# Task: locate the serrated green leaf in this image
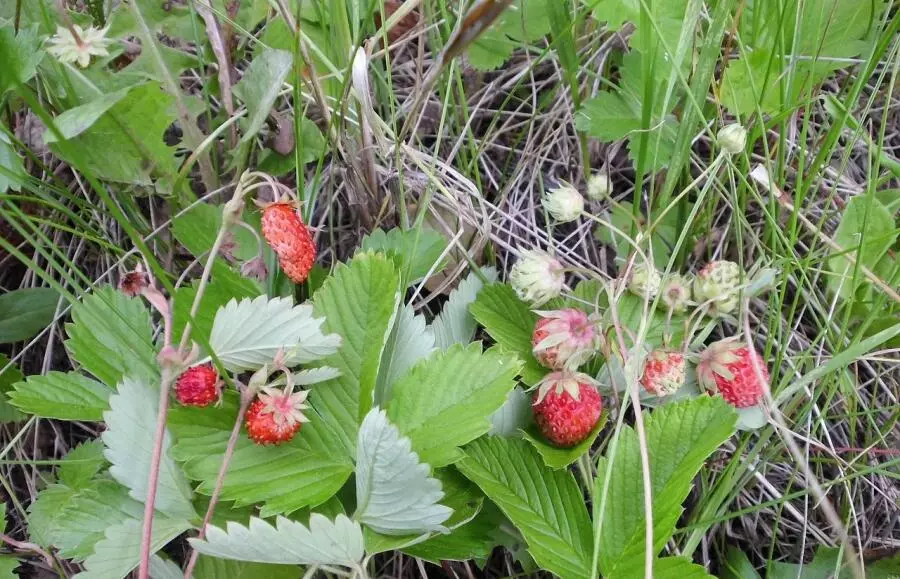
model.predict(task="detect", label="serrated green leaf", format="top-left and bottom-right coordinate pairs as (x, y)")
top-left (65, 287), bottom-right (158, 387)
top-left (310, 253), bottom-right (401, 456)
top-left (457, 436), bottom-right (593, 578)
top-left (43, 88), bottom-right (132, 142)
top-left (523, 410), bottom-right (608, 469)
top-left (190, 514), bottom-right (364, 567)
top-left (10, 371), bottom-right (112, 420)
top-left (193, 557), bottom-right (300, 579)
top-left (467, 0), bottom-right (552, 70)
top-left (403, 500), bottom-right (504, 564)
top-left (489, 385), bottom-right (533, 437)
top-left (375, 304), bottom-right (435, 404)
top-left (57, 440), bottom-right (108, 490)
top-left (234, 49), bottom-right (292, 144)
top-left (596, 397), bottom-right (736, 576)
top-left (171, 201), bottom-right (260, 265)
top-left (149, 555), bottom-right (183, 579)
top-left (0, 287), bottom-right (60, 344)
top-left (169, 393), bottom-right (352, 517)
top-left (575, 92), bottom-right (642, 140)
top-left (74, 516), bottom-right (191, 579)
top-left (641, 557), bottom-right (715, 579)
top-left (0, 354), bottom-right (24, 422)
top-left (172, 265), bottom-right (262, 347)
top-left (0, 23), bottom-right (42, 94)
top-left (355, 408), bottom-right (452, 535)
top-left (432, 267), bottom-right (498, 350)
top-left (102, 376), bottom-right (196, 520)
top-left (360, 227), bottom-right (448, 286)
top-left (208, 296), bottom-right (341, 372)
top-left (470, 283), bottom-right (544, 385)
top-left (827, 194), bottom-right (897, 298)
top-left (604, 293), bottom-right (685, 349)
top-left (387, 343), bottom-right (521, 467)
top-left (582, 0), bottom-right (636, 29)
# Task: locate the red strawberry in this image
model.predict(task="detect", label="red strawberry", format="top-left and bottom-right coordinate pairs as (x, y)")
top-left (697, 338), bottom-right (769, 408)
top-left (532, 371), bottom-right (602, 447)
top-left (260, 202), bottom-right (316, 283)
top-left (531, 309), bottom-right (597, 370)
top-left (245, 386), bottom-right (310, 445)
top-left (174, 364), bottom-right (220, 407)
top-left (640, 349), bottom-right (686, 397)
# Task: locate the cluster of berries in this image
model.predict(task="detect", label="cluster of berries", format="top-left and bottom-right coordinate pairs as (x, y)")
top-left (174, 365), bottom-right (309, 445)
top-left (628, 260), bottom-right (745, 316)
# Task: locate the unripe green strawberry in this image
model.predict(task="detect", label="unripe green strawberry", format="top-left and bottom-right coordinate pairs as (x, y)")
top-left (245, 386), bottom-right (310, 445)
top-left (693, 260), bottom-right (741, 315)
top-left (532, 371), bottom-right (602, 447)
top-left (627, 263), bottom-right (661, 300)
top-left (639, 350), bottom-right (686, 397)
top-left (660, 273), bottom-right (692, 313)
top-left (260, 202), bottom-right (316, 283)
top-left (697, 338), bottom-right (769, 408)
top-left (531, 309), bottom-right (597, 370)
top-left (174, 364), bottom-right (220, 407)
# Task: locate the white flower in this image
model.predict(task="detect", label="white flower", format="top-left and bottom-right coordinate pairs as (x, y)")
top-left (510, 249), bottom-right (565, 306)
top-left (542, 181), bottom-right (584, 223)
top-left (46, 25), bottom-right (112, 68)
top-left (717, 124), bottom-right (746, 155)
top-left (586, 173), bottom-right (612, 200)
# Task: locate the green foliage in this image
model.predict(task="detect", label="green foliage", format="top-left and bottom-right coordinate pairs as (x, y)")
top-left (76, 516), bottom-right (191, 579)
top-left (102, 376), bottom-right (195, 520)
top-left (720, 546), bottom-right (761, 579)
top-left (387, 343), bottom-right (521, 467)
top-left (595, 397), bottom-right (736, 576)
top-left (827, 194), bottom-right (898, 299)
top-left (57, 440), bottom-right (108, 489)
top-left (374, 304), bottom-right (435, 404)
top-left (0, 131), bottom-right (26, 193)
top-left (172, 266), bottom-right (262, 347)
top-left (360, 228), bottom-right (448, 286)
top-left (193, 557), bottom-right (300, 579)
top-left (0, 286), bottom-right (60, 344)
top-left (234, 49), bottom-right (293, 145)
top-left (10, 371), bottom-right (112, 420)
top-left (432, 267), bottom-right (498, 350)
top-left (0, 354), bottom-right (24, 422)
top-left (0, 24), bottom-right (42, 94)
top-left (309, 252), bottom-right (401, 456)
top-left (169, 392), bottom-right (352, 517)
top-left (721, 0), bottom-right (884, 115)
top-left (458, 436), bottom-right (593, 578)
top-left (489, 386), bottom-right (533, 437)
top-left (470, 283), bottom-right (545, 385)
top-left (467, 0), bottom-right (552, 71)
top-left (402, 500), bottom-right (504, 563)
top-left (770, 547), bottom-right (900, 578)
top-left (64, 287), bottom-right (158, 386)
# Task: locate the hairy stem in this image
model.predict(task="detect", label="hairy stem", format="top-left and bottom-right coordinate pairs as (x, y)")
top-left (183, 388), bottom-right (254, 578)
top-left (0, 533), bottom-right (54, 568)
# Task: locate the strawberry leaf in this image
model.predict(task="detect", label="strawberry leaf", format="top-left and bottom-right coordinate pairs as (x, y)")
top-left (0, 286), bottom-right (59, 344)
top-left (102, 376), bottom-right (196, 520)
top-left (189, 514), bottom-right (364, 568)
top-left (233, 48), bottom-right (293, 145)
top-left (360, 228), bottom-right (448, 286)
top-left (375, 304), bottom-right (435, 405)
top-left (65, 287), bottom-right (158, 387)
top-left (470, 283), bottom-right (545, 385)
top-left (595, 396), bottom-right (736, 576)
top-left (387, 343), bottom-right (522, 467)
top-left (207, 295), bottom-right (341, 372)
top-left (9, 371), bottom-right (112, 421)
top-left (467, 0), bottom-right (552, 71)
top-left (456, 436), bottom-right (594, 578)
top-left (355, 408), bottom-right (452, 535)
top-left (488, 385), bottom-right (533, 437)
top-left (310, 252), bottom-right (402, 456)
top-left (74, 516), bottom-right (191, 579)
top-left (0, 354), bottom-right (24, 423)
top-left (432, 267), bottom-right (498, 350)
top-left (192, 557), bottom-right (300, 579)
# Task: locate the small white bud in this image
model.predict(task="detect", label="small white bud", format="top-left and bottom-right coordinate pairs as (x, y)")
top-left (542, 181), bottom-right (584, 223)
top-left (509, 250), bottom-right (565, 306)
top-left (717, 124), bottom-right (747, 155)
top-left (586, 173), bottom-right (612, 200)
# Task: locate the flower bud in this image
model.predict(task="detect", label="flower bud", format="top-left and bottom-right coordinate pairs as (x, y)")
top-left (510, 250), bottom-right (565, 306)
top-left (693, 260), bottom-right (742, 315)
top-left (587, 173), bottom-right (612, 200)
top-left (542, 181), bottom-right (584, 223)
top-left (717, 124), bottom-right (746, 155)
top-left (627, 263), bottom-right (661, 300)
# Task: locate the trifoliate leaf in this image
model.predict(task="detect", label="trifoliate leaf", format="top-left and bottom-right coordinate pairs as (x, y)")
top-left (375, 304), bottom-right (436, 405)
top-left (169, 393), bottom-right (352, 517)
top-left (65, 287), bottom-right (158, 387)
top-left (432, 267), bottom-right (498, 350)
top-left (387, 343), bottom-right (521, 467)
top-left (310, 253), bottom-right (401, 456)
top-left (10, 371), bottom-right (112, 421)
top-left (0, 286), bottom-right (60, 344)
top-left (467, 0), bottom-right (552, 71)
top-left (457, 436), bottom-right (593, 578)
top-left (470, 283), bottom-right (544, 385)
top-left (102, 376), bottom-right (195, 520)
top-left (190, 514), bottom-right (364, 567)
top-left (0, 354), bottom-right (24, 423)
top-left (355, 408), bottom-right (452, 535)
top-left (360, 228), bottom-right (448, 286)
top-left (595, 396), bottom-right (736, 577)
top-left (208, 295), bottom-right (341, 372)
top-left (488, 386), bottom-right (533, 437)
top-left (234, 48), bottom-right (292, 144)
top-left (74, 516), bottom-right (191, 579)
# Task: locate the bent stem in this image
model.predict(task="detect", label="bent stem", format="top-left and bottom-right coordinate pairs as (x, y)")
top-left (183, 387), bottom-right (254, 579)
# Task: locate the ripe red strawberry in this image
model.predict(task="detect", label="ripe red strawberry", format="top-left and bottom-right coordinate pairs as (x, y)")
top-left (260, 202), bottom-right (316, 283)
top-left (697, 338), bottom-right (769, 408)
top-left (640, 349), bottom-right (686, 397)
top-left (532, 371), bottom-right (602, 447)
top-left (174, 364), bottom-right (220, 407)
top-left (245, 386), bottom-right (310, 445)
top-left (531, 309), bottom-right (597, 370)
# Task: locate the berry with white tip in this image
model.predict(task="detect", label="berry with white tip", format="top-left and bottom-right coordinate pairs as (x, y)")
top-left (639, 350), bottom-right (686, 397)
top-left (245, 386), bottom-right (310, 445)
top-left (693, 260), bottom-right (742, 315)
top-left (532, 371), bottom-right (602, 447)
top-left (531, 309), bottom-right (597, 370)
top-left (697, 338), bottom-right (769, 408)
